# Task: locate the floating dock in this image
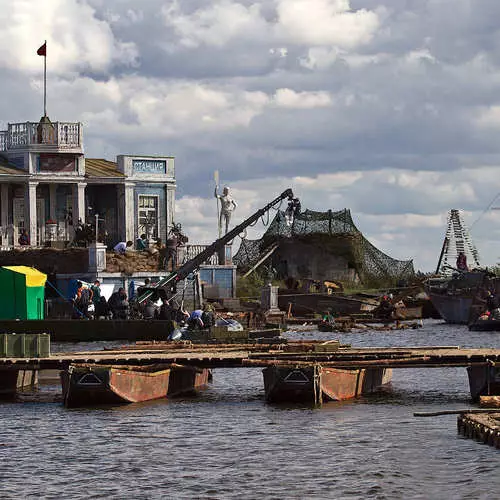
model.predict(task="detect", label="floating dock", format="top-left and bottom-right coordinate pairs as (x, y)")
top-left (458, 412), bottom-right (500, 448)
top-left (2, 344), bottom-right (500, 370)
top-left (4, 343), bottom-right (500, 405)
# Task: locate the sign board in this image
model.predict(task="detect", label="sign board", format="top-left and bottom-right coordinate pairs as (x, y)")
top-left (38, 154), bottom-right (76, 172)
top-left (132, 159), bottom-right (166, 174)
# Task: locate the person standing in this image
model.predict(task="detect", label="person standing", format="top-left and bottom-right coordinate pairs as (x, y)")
top-left (108, 287), bottom-right (129, 319)
top-left (201, 303), bottom-right (215, 328)
top-left (456, 252), bottom-right (468, 271)
top-left (166, 234), bottom-right (178, 270)
top-left (158, 299), bottom-right (174, 321)
top-left (91, 280), bottom-right (102, 318)
top-left (74, 281), bottom-right (93, 319)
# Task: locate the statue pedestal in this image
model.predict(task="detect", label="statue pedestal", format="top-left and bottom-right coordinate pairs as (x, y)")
top-left (217, 245), bottom-right (232, 265)
top-left (261, 284), bottom-right (285, 325)
top-left (88, 243), bottom-right (107, 273)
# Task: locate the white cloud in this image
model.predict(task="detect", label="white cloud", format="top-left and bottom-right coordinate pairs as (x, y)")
top-left (273, 88), bottom-right (332, 108)
top-left (162, 0), bottom-right (379, 51)
top-left (475, 106), bottom-right (500, 128)
top-left (275, 0), bottom-right (379, 47)
top-left (163, 0), bottom-right (267, 48)
top-left (0, 0), bottom-right (138, 74)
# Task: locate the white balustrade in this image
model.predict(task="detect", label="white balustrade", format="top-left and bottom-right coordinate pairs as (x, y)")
top-left (182, 244), bottom-right (219, 265)
top-left (0, 121), bottom-right (82, 150)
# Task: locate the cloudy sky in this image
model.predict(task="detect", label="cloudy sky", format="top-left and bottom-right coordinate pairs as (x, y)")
top-left (3, 0), bottom-right (500, 271)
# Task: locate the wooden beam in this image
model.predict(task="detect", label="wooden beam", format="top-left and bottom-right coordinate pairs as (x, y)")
top-left (243, 243), bottom-right (279, 278)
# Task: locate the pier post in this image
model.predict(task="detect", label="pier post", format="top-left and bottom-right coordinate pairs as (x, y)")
top-left (0, 369), bottom-right (38, 399)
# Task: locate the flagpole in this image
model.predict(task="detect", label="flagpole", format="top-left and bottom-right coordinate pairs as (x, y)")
top-left (43, 40), bottom-right (47, 117)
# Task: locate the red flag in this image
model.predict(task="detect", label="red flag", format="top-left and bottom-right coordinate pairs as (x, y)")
top-left (37, 42), bottom-right (46, 57)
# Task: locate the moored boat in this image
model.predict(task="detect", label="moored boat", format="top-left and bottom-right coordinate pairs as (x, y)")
top-left (61, 363), bottom-right (210, 407)
top-left (278, 290), bottom-right (377, 317)
top-left (426, 293), bottom-right (474, 324)
top-left (468, 318), bottom-right (500, 331)
top-left (263, 364), bottom-right (392, 404)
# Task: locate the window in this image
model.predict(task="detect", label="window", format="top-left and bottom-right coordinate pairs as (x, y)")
top-left (138, 195), bottom-right (159, 240)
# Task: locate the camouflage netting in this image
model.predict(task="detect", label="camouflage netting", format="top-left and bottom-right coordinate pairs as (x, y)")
top-left (233, 209), bottom-right (414, 284)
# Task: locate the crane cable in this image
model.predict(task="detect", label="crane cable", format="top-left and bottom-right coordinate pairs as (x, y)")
top-left (469, 191), bottom-right (500, 232)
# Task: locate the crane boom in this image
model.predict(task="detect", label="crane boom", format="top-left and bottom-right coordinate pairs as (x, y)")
top-left (137, 188), bottom-right (294, 303)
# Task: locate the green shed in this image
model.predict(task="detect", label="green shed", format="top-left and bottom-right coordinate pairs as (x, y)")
top-left (0, 266), bottom-right (47, 320)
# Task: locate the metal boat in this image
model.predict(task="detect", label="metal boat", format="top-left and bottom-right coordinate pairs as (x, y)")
top-left (426, 271), bottom-right (495, 324)
top-left (263, 364), bottom-right (392, 404)
top-left (60, 363), bottom-right (210, 407)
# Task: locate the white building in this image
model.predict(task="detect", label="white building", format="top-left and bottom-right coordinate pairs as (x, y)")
top-left (0, 115), bottom-right (176, 247)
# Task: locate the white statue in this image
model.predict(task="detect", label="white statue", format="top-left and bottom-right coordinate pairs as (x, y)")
top-left (214, 185), bottom-right (238, 235)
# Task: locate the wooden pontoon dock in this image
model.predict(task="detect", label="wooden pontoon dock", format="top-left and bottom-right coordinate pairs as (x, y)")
top-left (0, 344), bottom-right (496, 370)
top-left (3, 343), bottom-right (500, 405)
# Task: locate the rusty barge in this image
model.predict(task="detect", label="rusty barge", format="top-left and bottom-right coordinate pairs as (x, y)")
top-left (60, 363), bottom-right (210, 407)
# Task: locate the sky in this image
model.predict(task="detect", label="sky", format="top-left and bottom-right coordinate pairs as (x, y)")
top-left (2, 0), bottom-right (500, 272)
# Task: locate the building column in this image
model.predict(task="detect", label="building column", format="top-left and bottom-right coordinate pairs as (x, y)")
top-left (1, 184), bottom-right (8, 247)
top-left (49, 184), bottom-right (57, 221)
top-left (24, 181), bottom-right (38, 245)
top-left (165, 184), bottom-right (175, 238)
top-left (72, 182), bottom-right (86, 224)
top-left (117, 182), bottom-right (134, 243)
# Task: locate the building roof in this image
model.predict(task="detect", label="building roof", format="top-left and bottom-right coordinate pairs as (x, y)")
top-left (85, 158), bottom-right (124, 178)
top-left (1, 266), bottom-right (47, 287)
top-left (0, 154), bottom-right (27, 176)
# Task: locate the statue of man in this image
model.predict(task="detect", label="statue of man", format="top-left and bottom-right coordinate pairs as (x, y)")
top-left (214, 186), bottom-right (238, 235)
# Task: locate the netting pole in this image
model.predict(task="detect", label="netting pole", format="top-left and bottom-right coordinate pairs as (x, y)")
top-left (328, 209), bottom-right (332, 235)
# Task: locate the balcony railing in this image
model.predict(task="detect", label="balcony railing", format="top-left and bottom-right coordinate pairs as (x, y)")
top-left (180, 244), bottom-right (219, 266)
top-left (0, 121), bottom-right (82, 151)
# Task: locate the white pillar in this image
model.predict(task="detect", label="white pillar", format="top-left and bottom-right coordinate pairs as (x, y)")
top-left (166, 184), bottom-right (175, 237)
top-left (124, 183), bottom-right (134, 243)
top-left (49, 184), bottom-right (57, 220)
top-left (72, 182), bottom-right (86, 224)
top-left (24, 181), bottom-right (38, 245)
top-left (1, 184), bottom-right (8, 247)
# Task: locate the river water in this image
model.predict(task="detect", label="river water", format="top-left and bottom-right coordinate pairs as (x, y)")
top-left (1, 319), bottom-right (500, 499)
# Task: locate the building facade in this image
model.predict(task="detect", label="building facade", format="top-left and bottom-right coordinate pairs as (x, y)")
top-left (0, 116), bottom-right (175, 248)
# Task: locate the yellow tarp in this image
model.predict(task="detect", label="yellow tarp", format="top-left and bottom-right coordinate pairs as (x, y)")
top-left (3, 266), bottom-right (47, 287)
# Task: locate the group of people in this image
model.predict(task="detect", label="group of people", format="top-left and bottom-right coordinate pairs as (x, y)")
top-left (72, 278), bottom-right (219, 329)
top-left (113, 236), bottom-right (178, 271)
top-left (137, 299), bottom-right (216, 330)
top-left (72, 280), bottom-right (130, 320)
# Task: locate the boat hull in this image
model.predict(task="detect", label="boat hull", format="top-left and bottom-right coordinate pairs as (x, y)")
top-left (469, 319), bottom-right (500, 331)
top-left (278, 292), bottom-right (374, 317)
top-left (263, 365), bottom-right (392, 404)
top-left (61, 364), bottom-right (172, 407)
top-left (61, 364), bottom-right (211, 408)
top-left (427, 293), bottom-right (473, 324)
